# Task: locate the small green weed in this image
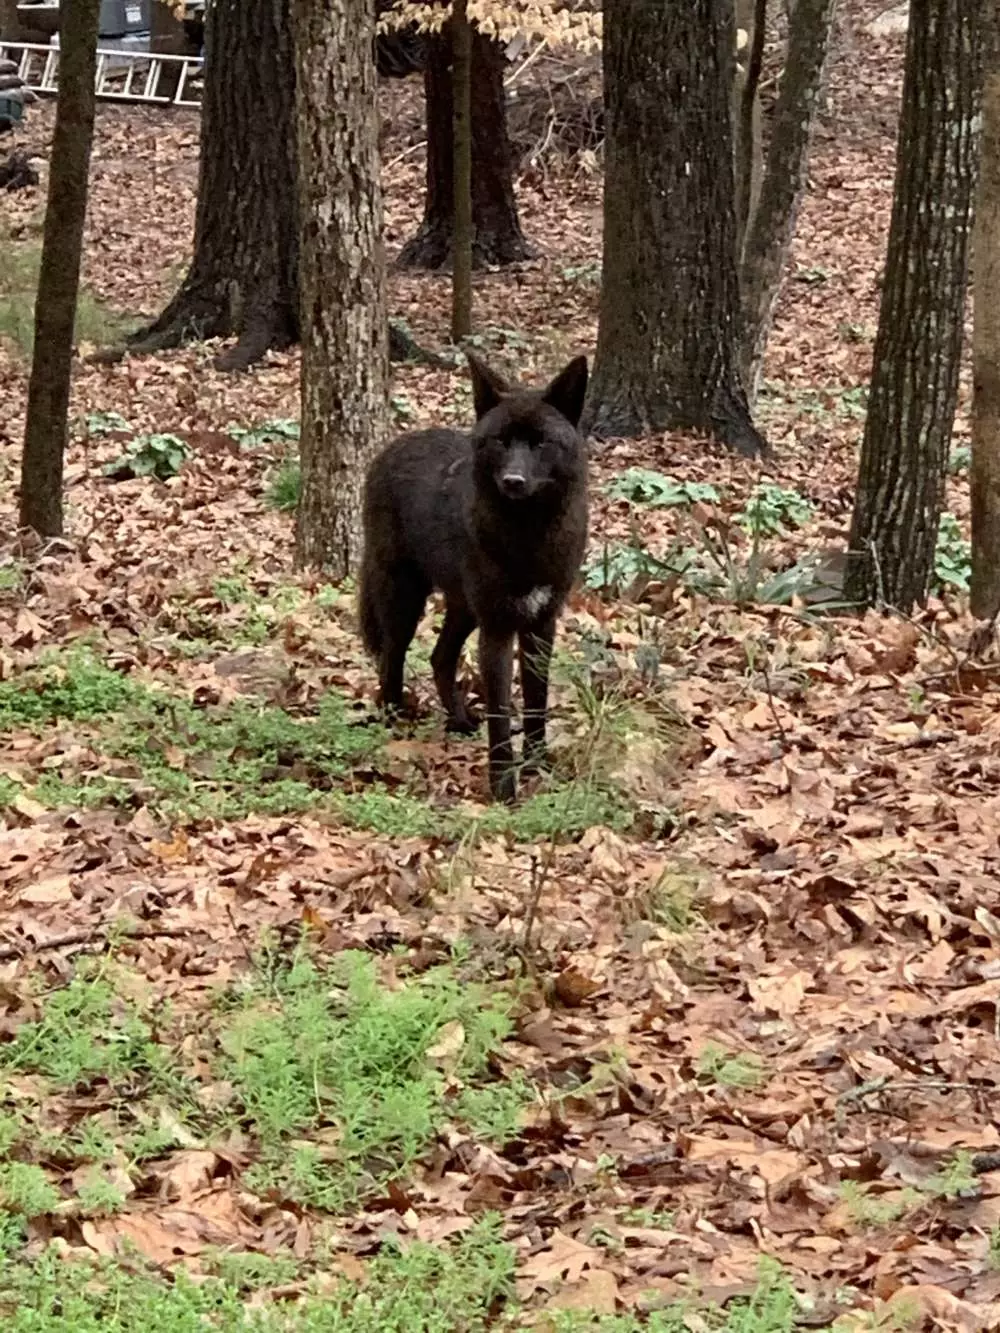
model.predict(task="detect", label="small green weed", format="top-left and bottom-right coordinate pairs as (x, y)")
top-left (83, 409), bottom-right (132, 436)
top-left (550, 1257), bottom-right (803, 1332)
top-left (583, 540), bottom-right (691, 596)
top-left (561, 261), bottom-right (602, 285)
top-left (219, 948), bottom-right (529, 1208)
top-left (391, 393), bottom-right (417, 423)
top-left (933, 511), bottom-right (971, 594)
top-left (989, 1224), bottom-right (1000, 1270)
top-left (74, 1170), bottom-right (128, 1217)
top-left (924, 1150), bottom-right (978, 1201)
top-left (948, 444), bottom-right (971, 476)
top-left (104, 433), bottom-right (191, 481)
top-left (605, 468), bottom-right (720, 508)
top-left (840, 1180), bottom-right (922, 1230)
top-left (0, 1163), bottom-right (60, 1219)
top-left (228, 418), bottom-right (300, 448)
top-left (266, 455), bottom-right (302, 511)
top-left (620, 1206), bottom-right (675, 1229)
top-left (795, 264), bottom-right (832, 284)
top-left (0, 562), bottom-right (23, 593)
top-left (695, 1042), bottom-right (766, 1090)
top-left (737, 484), bottom-right (814, 538)
top-left (632, 868), bottom-right (700, 932)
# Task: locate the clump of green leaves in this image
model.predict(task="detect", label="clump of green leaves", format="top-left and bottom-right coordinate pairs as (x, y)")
top-left (736, 484), bottom-right (814, 538)
top-left (104, 433), bottom-right (190, 482)
top-left (605, 468), bottom-right (720, 509)
top-left (219, 948), bottom-right (530, 1208)
top-left (84, 409), bottom-right (132, 436)
top-left (933, 511), bottom-right (971, 594)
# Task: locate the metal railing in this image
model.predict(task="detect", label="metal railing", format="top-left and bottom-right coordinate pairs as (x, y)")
top-left (0, 40), bottom-right (202, 106)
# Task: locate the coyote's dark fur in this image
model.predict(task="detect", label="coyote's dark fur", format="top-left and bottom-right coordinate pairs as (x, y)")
top-left (358, 352), bottom-right (589, 802)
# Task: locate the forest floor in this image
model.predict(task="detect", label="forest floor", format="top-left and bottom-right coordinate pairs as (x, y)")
top-left (1, 0), bottom-right (999, 1328)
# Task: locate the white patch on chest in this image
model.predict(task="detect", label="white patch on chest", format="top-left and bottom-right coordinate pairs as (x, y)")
top-left (516, 586), bottom-right (553, 620)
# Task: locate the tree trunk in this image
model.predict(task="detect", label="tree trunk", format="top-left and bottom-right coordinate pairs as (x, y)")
top-left (19, 0), bottom-right (100, 539)
top-left (583, 0), bottom-right (765, 457)
top-left (734, 0), bottom-right (766, 252)
top-left (740, 0), bottom-right (838, 401)
top-left (972, 6), bottom-right (1000, 620)
top-left (450, 0), bottom-right (473, 339)
top-left (844, 0), bottom-right (982, 612)
top-left (129, 0), bottom-right (299, 372)
top-left (397, 26), bottom-right (533, 270)
top-left (292, 0), bottom-right (387, 577)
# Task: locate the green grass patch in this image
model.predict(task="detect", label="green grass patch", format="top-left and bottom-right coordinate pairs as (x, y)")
top-left (0, 943), bottom-right (530, 1217)
top-left (219, 947), bottom-right (529, 1209)
top-left (0, 234), bottom-right (137, 357)
top-left (0, 647), bottom-right (152, 729)
top-left (265, 457), bottom-right (301, 512)
top-left (0, 1215), bottom-right (515, 1331)
top-left (0, 646), bottom-right (634, 840)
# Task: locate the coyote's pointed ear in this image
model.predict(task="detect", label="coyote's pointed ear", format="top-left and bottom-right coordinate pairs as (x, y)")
top-left (467, 352), bottom-right (512, 420)
top-left (542, 355), bottom-right (589, 428)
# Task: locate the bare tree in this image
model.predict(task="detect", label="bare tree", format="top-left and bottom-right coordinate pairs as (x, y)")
top-left (845, 0), bottom-right (982, 612)
top-left (971, 5), bottom-right (1000, 621)
top-left (125, 0), bottom-right (427, 372)
top-left (398, 25), bottom-right (531, 269)
top-left (292, 0), bottom-right (388, 575)
top-left (451, 0), bottom-right (473, 338)
top-left (584, 0), bottom-right (765, 456)
top-left (19, 0), bottom-right (101, 538)
top-left (739, 0), bottom-right (838, 399)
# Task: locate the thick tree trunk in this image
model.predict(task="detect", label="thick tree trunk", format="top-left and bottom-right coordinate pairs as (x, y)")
top-left (583, 0), bottom-right (765, 457)
top-left (129, 0), bottom-right (299, 372)
top-left (740, 0), bottom-right (838, 401)
top-left (19, 0), bottom-right (100, 538)
top-left (971, 7), bottom-right (1000, 620)
top-left (398, 27), bottom-right (532, 269)
top-left (844, 0), bottom-right (982, 612)
top-left (450, 0), bottom-right (473, 338)
top-left (292, 0), bottom-right (387, 576)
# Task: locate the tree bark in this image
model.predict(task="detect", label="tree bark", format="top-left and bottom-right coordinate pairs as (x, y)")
top-left (740, 0), bottom-right (838, 401)
top-left (971, 6), bottom-right (1000, 621)
top-left (450, 0), bottom-right (473, 338)
top-left (292, 0), bottom-right (388, 577)
top-left (397, 26), bottom-right (533, 269)
top-left (734, 0), bottom-right (766, 252)
top-left (129, 0), bottom-right (299, 372)
top-left (19, 0), bottom-right (100, 538)
top-left (844, 0), bottom-right (982, 612)
top-left (583, 0), bottom-right (765, 457)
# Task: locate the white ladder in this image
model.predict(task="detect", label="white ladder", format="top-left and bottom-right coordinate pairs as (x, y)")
top-left (0, 40), bottom-right (202, 107)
